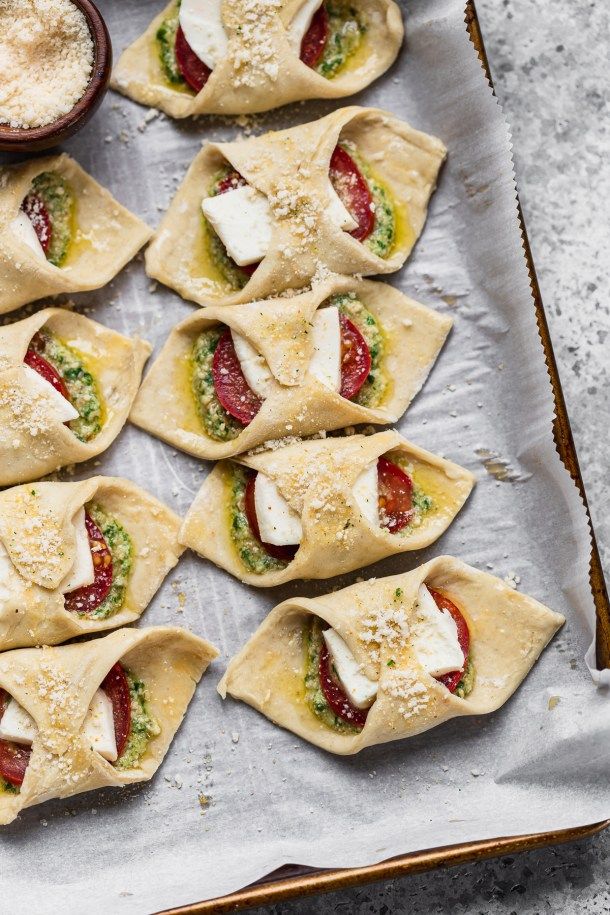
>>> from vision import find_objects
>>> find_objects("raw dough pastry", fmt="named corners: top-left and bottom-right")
top-left (130, 275), bottom-right (452, 460)
top-left (219, 556), bottom-right (565, 754)
top-left (0, 154), bottom-right (152, 315)
top-left (180, 430), bottom-right (475, 585)
top-left (0, 307), bottom-right (151, 486)
top-left (145, 106), bottom-right (446, 306)
top-left (0, 626), bottom-right (218, 825)
top-left (111, 0), bottom-right (403, 118)
top-left (0, 476), bottom-right (185, 650)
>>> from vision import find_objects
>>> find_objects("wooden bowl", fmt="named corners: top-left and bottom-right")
top-left (0, 0), bottom-right (112, 153)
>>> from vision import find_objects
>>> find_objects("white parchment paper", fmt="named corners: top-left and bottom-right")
top-left (0, 0), bottom-right (608, 911)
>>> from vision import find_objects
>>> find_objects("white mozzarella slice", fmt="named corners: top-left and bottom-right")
top-left (352, 461), bottom-right (379, 527)
top-left (201, 185), bottom-right (273, 267)
top-left (254, 473), bottom-right (302, 547)
top-left (0, 697), bottom-right (37, 746)
top-left (83, 688), bottom-right (118, 763)
top-left (10, 211), bottom-right (46, 262)
top-left (412, 584), bottom-right (464, 677)
top-left (322, 628), bottom-right (378, 709)
top-left (308, 306), bottom-right (341, 392)
top-left (22, 364), bottom-right (79, 423)
top-left (179, 0), bottom-right (228, 70)
top-left (60, 507), bottom-right (95, 594)
top-left (327, 179), bottom-right (359, 232)
top-left (231, 332), bottom-right (274, 398)
top-left (287, 0), bottom-right (323, 53)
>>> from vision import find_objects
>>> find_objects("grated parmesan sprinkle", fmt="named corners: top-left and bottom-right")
top-left (360, 602), bottom-right (411, 663)
top-left (227, 0), bottom-right (283, 87)
top-left (383, 669), bottom-right (431, 720)
top-left (0, 0), bottom-right (94, 129)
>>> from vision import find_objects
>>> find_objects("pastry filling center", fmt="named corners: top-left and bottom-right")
top-left (417, 586), bottom-right (475, 697)
top-left (24, 329), bottom-right (104, 443)
top-left (330, 143), bottom-right (396, 258)
top-left (0, 663), bottom-right (159, 793)
top-left (14, 171), bottom-right (75, 268)
top-left (305, 617), bottom-right (373, 734)
top-left (228, 466), bottom-right (294, 575)
top-left (63, 503), bottom-right (133, 620)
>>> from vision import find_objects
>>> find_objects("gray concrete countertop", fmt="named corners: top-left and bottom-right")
top-left (248, 0), bottom-right (610, 911)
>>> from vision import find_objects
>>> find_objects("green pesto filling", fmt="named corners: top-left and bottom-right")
top-left (340, 142), bottom-right (395, 259)
top-left (383, 452), bottom-right (435, 537)
top-left (305, 617), bottom-right (362, 735)
top-left (455, 656), bottom-right (475, 699)
top-left (29, 171), bottom-right (74, 267)
top-left (33, 330), bottom-right (102, 443)
top-left (229, 465), bottom-right (289, 574)
top-left (332, 292), bottom-right (387, 408)
top-left (115, 671), bottom-right (161, 770)
top-left (0, 778), bottom-right (18, 795)
top-left (86, 503), bottom-right (132, 620)
top-left (191, 327), bottom-right (243, 442)
top-left (156, 1), bottom-right (189, 88)
top-left (203, 167), bottom-right (252, 290)
top-left (317, 1), bottom-right (365, 79)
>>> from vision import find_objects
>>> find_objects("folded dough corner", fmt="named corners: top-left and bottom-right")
top-left (111, 0), bottom-right (404, 118)
top-left (180, 430), bottom-right (475, 585)
top-left (145, 106), bottom-right (446, 306)
top-left (130, 275), bottom-right (451, 460)
top-left (218, 557), bottom-right (565, 754)
top-left (0, 477), bottom-right (184, 651)
top-left (0, 154), bottom-right (152, 315)
top-left (0, 627), bottom-right (218, 826)
top-left (0, 307), bottom-right (151, 486)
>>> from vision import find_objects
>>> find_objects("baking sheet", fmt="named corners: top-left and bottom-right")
top-left (1, 0), bottom-right (609, 911)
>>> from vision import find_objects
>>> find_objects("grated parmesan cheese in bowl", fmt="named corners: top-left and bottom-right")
top-left (0, 0), bottom-right (94, 130)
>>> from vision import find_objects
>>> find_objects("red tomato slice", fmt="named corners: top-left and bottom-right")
top-left (212, 330), bottom-right (263, 426)
top-left (24, 343), bottom-right (71, 402)
top-left (329, 145), bottom-right (375, 242)
top-left (0, 688), bottom-right (31, 787)
top-left (428, 588), bottom-right (470, 693)
top-left (63, 513), bottom-right (113, 616)
top-left (216, 170), bottom-right (247, 195)
top-left (318, 637), bottom-right (368, 729)
top-left (22, 193), bottom-right (52, 254)
top-left (339, 312), bottom-right (371, 401)
top-left (244, 473), bottom-right (298, 563)
top-left (377, 457), bottom-right (414, 533)
top-left (300, 3), bottom-right (329, 68)
top-left (174, 25), bottom-right (212, 92)
top-left (100, 663), bottom-right (131, 759)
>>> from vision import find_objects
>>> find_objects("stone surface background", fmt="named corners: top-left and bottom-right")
top-left (249, 0), bottom-right (610, 911)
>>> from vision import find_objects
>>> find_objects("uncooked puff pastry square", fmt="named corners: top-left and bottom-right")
top-left (219, 556), bottom-right (565, 754)
top-left (0, 154), bottom-right (152, 314)
top-left (111, 0), bottom-right (404, 117)
top-left (0, 627), bottom-right (218, 825)
top-left (0, 476), bottom-right (185, 651)
top-left (180, 430), bottom-right (475, 585)
top-left (129, 275), bottom-right (452, 460)
top-left (145, 106), bottom-right (447, 306)
top-left (0, 307), bottom-right (151, 486)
